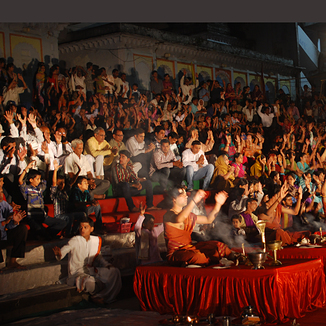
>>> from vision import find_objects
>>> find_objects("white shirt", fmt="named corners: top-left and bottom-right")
top-left (120, 80), bottom-right (129, 98)
top-left (58, 235), bottom-right (108, 283)
top-left (20, 125), bottom-right (44, 146)
top-left (180, 76), bottom-right (199, 105)
top-left (182, 148), bottom-right (208, 172)
top-left (65, 152), bottom-right (92, 176)
top-left (3, 86), bottom-right (25, 105)
top-left (114, 77), bottom-right (122, 96)
top-left (103, 74), bottom-right (114, 94)
top-left (126, 136), bottom-right (145, 157)
top-left (0, 151), bottom-right (26, 175)
top-left (242, 106), bottom-right (254, 122)
top-left (48, 141), bottom-right (73, 159)
top-left (257, 105), bottom-right (274, 128)
top-left (73, 74), bottom-right (86, 94)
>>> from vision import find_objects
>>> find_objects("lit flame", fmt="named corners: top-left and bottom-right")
top-left (187, 316), bottom-right (192, 322)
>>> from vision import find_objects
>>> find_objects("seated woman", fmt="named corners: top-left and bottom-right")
top-left (239, 198), bottom-right (261, 243)
top-left (231, 152), bottom-right (247, 179)
top-left (210, 154), bottom-right (235, 192)
top-left (243, 134), bottom-right (263, 161)
top-left (250, 154), bottom-right (267, 179)
top-left (258, 183), bottom-right (309, 246)
top-left (218, 132), bottom-right (240, 162)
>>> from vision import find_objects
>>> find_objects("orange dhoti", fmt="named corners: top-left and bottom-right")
top-left (168, 241), bottom-right (232, 265)
top-left (164, 212), bottom-right (232, 266)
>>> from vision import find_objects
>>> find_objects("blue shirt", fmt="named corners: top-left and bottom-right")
top-left (0, 200), bottom-right (15, 241)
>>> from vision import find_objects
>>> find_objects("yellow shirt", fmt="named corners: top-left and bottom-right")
top-left (83, 136), bottom-right (117, 166)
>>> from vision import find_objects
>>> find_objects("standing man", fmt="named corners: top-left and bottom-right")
top-left (180, 69), bottom-right (199, 105)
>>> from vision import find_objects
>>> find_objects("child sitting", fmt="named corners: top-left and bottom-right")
top-left (134, 203), bottom-right (163, 265)
top-left (19, 161), bottom-right (67, 240)
top-left (50, 160), bottom-right (86, 237)
top-left (70, 176), bottom-right (104, 234)
top-left (231, 214), bottom-right (246, 245)
top-left (53, 216), bottom-right (121, 304)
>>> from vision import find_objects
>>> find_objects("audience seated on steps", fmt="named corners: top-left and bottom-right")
top-left (70, 176), bottom-right (105, 234)
top-left (19, 162), bottom-right (67, 240)
top-left (182, 140), bottom-right (214, 191)
top-left (149, 138), bottom-right (186, 192)
top-left (83, 127), bottom-right (118, 180)
top-left (111, 149), bottom-right (160, 212)
top-left (0, 176), bottom-right (27, 269)
top-left (64, 139), bottom-right (110, 200)
top-left (108, 128), bottom-right (142, 177)
top-left (50, 160), bottom-right (86, 237)
top-left (125, 128), bottom-right (155, 179)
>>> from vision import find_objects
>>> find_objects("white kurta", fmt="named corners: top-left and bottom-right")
top-left (58, 235), bottom-right (121, 303)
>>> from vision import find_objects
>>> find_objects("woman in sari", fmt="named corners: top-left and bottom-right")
top-left (250, 154), bottom-right (267, 179)
top-left (211, 154), bottom-right (235, 192)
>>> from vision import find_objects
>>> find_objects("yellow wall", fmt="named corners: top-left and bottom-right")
top-left (197, 65), bottom-right (213, 79)
top-left (157, 59), bottom-right (175, 78)
top-left (10, 34), bottom-right (42, 60)
top-left (233, 71), bottom-right (247, 84)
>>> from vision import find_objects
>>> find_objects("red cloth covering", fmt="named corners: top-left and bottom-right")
top-left (278, 246), bottom-right (326, 271)
top-left (134, 259), bottom-right (326, 324)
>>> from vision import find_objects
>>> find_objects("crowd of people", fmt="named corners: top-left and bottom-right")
top-left (1, 57), bottom-right (326, 302)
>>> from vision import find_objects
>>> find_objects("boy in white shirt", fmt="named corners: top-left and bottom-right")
top-left (53, 217), bottom-right (121, 304)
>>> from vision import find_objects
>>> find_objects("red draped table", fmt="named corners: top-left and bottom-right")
top-left (277, 245), bottom-right (326, 269)
top-left (133, 259), bottom-right (326, 324)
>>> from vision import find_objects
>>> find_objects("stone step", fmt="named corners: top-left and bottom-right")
top-left (1, 231), bottom-right (166, 269)
top-left (0, 273), bottom-right (137, 324)
top-left (0, 284), bottom-right (88, 324)
top-left (0, 243), bottom-right (167, 296)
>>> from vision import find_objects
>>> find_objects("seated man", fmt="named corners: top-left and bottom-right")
top-left (168, 132), bottom-right (180, 160)
top-left (53, 216), bottom-right (121, 304)
top-left (84, 127), bottom-right (118, 180)
top-left (48, 127), bottom-right (73, 171)
top-left (182, 140), bottom-right (214, 191)
top-left (109, 128), bottom-right (141, 175)
top-left (148, 125), bottom-right (165, 150)
top-left (0, 136), bottom-right (27, 205)
top-left (70, 176), bottom-right (104, 234)
top-left (260, 183), bottom-right (309, 246)
top-left (112, 150), bottom-right (159, 212)
top-left (149, 139), bottom-right (186, 192)
top-left (0, 184), bottom-right (27, 269)
top-left (125, 128), bottom-right (155, 178)
top-left (184, 128), bottom-right (214, 153)
top-left (65, 139), bottom-right (110, 199)
top-left (163, 187), bottom-right (234, 266)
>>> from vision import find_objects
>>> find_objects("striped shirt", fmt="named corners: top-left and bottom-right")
top-left (115, 163), bottom-right (139, 183)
